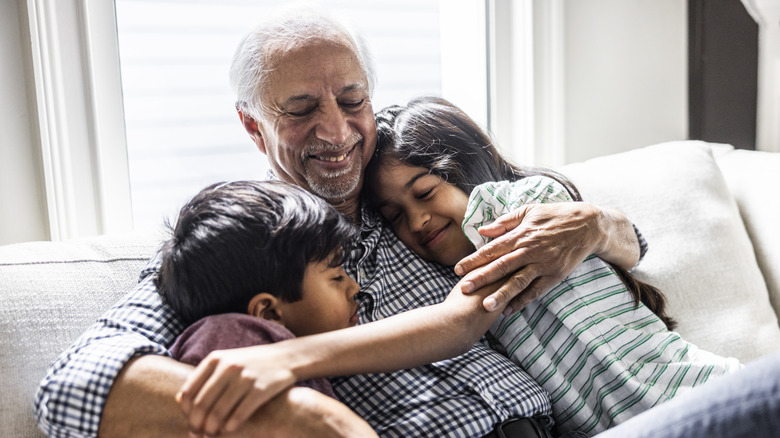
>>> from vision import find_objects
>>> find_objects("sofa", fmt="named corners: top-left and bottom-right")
top-left (2, 141), bottom-right (779, 438)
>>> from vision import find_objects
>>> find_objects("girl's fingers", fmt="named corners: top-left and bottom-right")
top-left (187, 365), bottom-right (239, 434)
top-left (481, 264), bottom-right (542, 312)
top-left (178, 359), bottom-right (219, 415)
top-left (460, 244), bottom-right (530, 294)
top-left (202, 377), bottom-right (253, 436)
top-left (223, 385), bottom-right (280, 433)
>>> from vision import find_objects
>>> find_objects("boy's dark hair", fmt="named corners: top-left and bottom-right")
top-left (156, 180), bottom-right (357, 325)
top-left (367, 96), bottom-right (676, 330)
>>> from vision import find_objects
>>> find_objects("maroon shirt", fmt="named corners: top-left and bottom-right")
top-left (170, 313), bottom-right (336, 398)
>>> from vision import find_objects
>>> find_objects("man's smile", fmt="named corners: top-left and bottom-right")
top-left (310, 142), bottom-right (357, 163)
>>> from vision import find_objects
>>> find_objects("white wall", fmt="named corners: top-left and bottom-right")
top-left (563, 0), bottom-right (688, 163)
top-left (0, 0), bottom-right (49, 244)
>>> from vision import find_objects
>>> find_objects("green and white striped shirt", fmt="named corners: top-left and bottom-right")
top-left (463, 176), bottom-right (742, 435)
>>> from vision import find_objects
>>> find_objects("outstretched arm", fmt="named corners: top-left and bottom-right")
top-left (454, 202), bottom-right (642, 314)
top-left (101, 355), bottom-right (376, 438)
top-left (35, 259), bottom-right (375, 438)
top-left (176, 277), bottom-right (505, 436)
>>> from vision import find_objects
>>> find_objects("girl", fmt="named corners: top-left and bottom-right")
top-left (364, 96), bottom-right (742, 435)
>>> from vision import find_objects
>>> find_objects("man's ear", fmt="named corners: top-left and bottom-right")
top-left (248, 293), bottom-right (284, 323)
top-left (237, 107), bottom-right (267, 155)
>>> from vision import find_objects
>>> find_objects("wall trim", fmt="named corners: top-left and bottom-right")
top-left (25, 0), bottom-right (131, 240)
top-left (487, 0), bottom-right (565, 168)
top-left (27, 0), bottom-right (76, 241)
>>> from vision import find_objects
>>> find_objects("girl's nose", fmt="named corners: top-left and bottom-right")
top-left (409, 209), bottom-right (430, 232)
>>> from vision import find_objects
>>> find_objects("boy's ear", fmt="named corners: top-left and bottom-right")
top-left (248, 293), bottom-right (284, 323)
top-left (236, 107), bottom-right (267, 155)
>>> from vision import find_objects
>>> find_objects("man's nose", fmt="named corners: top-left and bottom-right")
top-left (315, 102), bottom-right (350, 146)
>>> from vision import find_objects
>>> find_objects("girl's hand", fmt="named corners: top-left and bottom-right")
top-left (454, 202), bottom-right (609, 315)
top-left (177, 345), bottom-right (297, 437)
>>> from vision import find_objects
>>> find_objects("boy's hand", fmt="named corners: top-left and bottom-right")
top-left (177, 345), bottom-right (297, 437)
top-left (454, 202), bottom-right (601, 315)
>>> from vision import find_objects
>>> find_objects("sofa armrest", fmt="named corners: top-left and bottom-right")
top-left (715, 147), bottom-right (780, 322)
top-left (0, 233), bottom-right (161, 438)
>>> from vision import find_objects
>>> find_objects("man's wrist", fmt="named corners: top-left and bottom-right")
top-left (590, 204), bottom-right (612, 258)
top-left (594, 206), bottom-right (640, 270)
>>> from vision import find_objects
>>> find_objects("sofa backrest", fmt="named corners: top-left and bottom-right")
top-left (559, 141), bottom-right (780, 363)
top-left (0, 234), bottom-right (161, 437)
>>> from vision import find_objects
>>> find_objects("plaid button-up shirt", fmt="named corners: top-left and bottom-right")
top-left (36, 204), bottom-right (646, 437)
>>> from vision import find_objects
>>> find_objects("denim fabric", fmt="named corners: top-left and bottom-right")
top-left (594, 352), bottom-right (780, 438)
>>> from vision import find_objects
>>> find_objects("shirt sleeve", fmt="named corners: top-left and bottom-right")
top-left (33, 254), bottom-right (184, 438)
top-left (633, 222), bottom-right (649, 267)
top-left (463, 176), bottom-right (648, 265)
top-left (462, 176), bottom-right (572, 249)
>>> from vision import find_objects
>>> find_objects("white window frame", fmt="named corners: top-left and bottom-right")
top-left (26, 0), bottom-right (131, 240)
top-left (488, 0), bottom-right (566, 168)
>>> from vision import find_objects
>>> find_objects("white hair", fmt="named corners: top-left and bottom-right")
top-left (229, 6), bottom-right (377, 121)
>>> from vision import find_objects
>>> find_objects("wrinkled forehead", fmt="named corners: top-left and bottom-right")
top-left (264, 27), bottom-right (357, 68)
top-left (262, 38), bottom-right (369, 104)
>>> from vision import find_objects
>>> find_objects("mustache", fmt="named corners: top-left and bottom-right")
top-left (302, 132), bottom-right (364, 158)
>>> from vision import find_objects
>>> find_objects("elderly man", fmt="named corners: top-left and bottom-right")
top-left (35, 9), bottom-right (647, 438)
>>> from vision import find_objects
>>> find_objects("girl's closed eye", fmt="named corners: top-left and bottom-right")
top-left (415, 187), bottom-right (435, 200)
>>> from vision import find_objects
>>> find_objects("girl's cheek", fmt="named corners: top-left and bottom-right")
top-left (395, 227), bottom-right (416, 248)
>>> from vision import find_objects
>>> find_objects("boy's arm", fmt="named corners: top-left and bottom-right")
top-left (177, 276), bottom-right (505, 436)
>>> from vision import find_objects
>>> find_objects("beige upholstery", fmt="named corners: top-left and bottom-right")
top-left (559, 142), bottom-right (780, 362)
top-left (0, 234), bottom-right (162, 437)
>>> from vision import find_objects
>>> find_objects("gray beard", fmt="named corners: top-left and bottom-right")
top-left (302, 133), bottom-right (364, 201)
top-left (305, 149), bottom-right (362, 201)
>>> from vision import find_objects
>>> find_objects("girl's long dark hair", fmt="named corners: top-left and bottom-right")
top-left (367, 96), bottom-right (675, 330)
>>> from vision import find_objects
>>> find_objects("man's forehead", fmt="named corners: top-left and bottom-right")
top-left (280, 83), bottom-right (369, 104)
top-left (266, 39), bottom-right (366, 92)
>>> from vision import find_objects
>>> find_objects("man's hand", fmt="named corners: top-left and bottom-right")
top-left (99, 354), bottom-right (377, 438)
top-left (454, 202), bottom-right (639, 315)
top-left (260, 386), bottom-right (379, 438)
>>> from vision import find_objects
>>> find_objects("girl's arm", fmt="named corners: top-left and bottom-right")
top-left (177, 276), bottom-right (504, 436)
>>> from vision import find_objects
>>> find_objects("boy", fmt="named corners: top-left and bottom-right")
top-left (155, 179), bottom-right (360, 398)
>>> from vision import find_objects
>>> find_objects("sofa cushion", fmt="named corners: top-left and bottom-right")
top-left (559, 141), bottom-right (780, 363)
top-left (0, 233), bottom-right (160, 438)
top-left (715, 148), bottom-right (780, 323)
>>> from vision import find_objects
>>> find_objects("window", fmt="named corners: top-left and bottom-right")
top-left (115, 0), bottom-right (487, 231)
